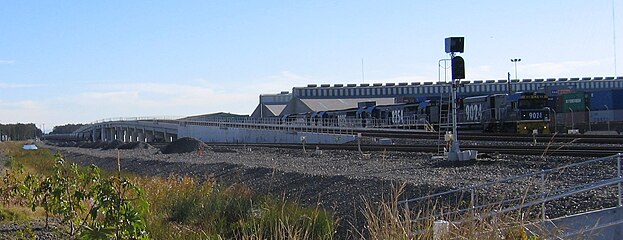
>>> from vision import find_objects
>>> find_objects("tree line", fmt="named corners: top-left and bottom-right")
top-left (0, 123), bottom-right (43, 141)
top-left (49, 124), bottom-right (85, 134)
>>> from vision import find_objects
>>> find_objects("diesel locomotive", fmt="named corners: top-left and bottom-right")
top-left (281, 91), bottom-right (550, 134)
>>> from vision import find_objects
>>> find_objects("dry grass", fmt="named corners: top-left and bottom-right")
top-left (0, 206), bottom-right (47, 223)
top-left (359, 183), bottom-right (423, 240)
top-left (359, 182), bottom-right (546, 240)
top-left (139, 174), bottom-right (335, 239)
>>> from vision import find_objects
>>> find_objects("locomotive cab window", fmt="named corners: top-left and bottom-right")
top-left (518, 98), bottom-right (547, 109)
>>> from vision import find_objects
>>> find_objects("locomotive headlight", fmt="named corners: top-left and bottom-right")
top-left (544, 126), bottom-right (547, 129)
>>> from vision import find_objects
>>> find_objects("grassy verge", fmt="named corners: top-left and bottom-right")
top-left (0, 142), bottom-right (335, 239)
top-left (140, 176), bottom-right (335, 239)
top-left (360, 183), bottom-right (545, 239)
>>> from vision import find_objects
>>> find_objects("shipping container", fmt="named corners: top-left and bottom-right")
top-left (612, 90), bottom-right (623, 110)
top-left (590, 90), bottom-right (613, 110)
top-left (562, 92), bottom-right (588, 112)
top-left (555, 96), bottom-right (564, 112)
top-left (590, 110), bottom-right (615, 123)
top-left (589, 89), bottom-right (623, 111)
top-left (557, 112), bottom-right (588, 127)
top-left (614, 110), bottom-right (623, 122)
top-left (544, 85), bottom-right (575, 97)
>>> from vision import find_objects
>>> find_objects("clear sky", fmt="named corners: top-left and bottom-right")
top-left (1, 1), bottom-right (621, 130)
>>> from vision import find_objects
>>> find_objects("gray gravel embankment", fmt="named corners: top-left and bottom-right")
top-left (42, 142), bottom-right (620, 237)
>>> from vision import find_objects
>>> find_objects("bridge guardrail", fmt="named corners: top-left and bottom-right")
top-left (70, 116), bottom-right (435, 135)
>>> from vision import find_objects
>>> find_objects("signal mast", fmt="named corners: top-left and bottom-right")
top-left (444, 37), bottom-right (476, 161)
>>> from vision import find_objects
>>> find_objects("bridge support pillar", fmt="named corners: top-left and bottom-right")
top-left (134, 129), bottom-right (140, 142)
top-left (115, 128), bottom-right (122, 141)
top-left (132, 129), bottom-right (137, 142)
top-left (137, 131), bottom-right (144, 142)
top-left (146, 132), bottom-right (154, 143)
top-left (166, 132), bottom-right (176, 142)
top-left (145, 132), bottom-right (154, 142)
top-left (136, 129), bottom-right (142, 142)
top-left (105, 128), bottom-right (110, 141)
top-left (128, 129), bottom-right (134, 142)
top-left (123, 128), bottom-right (129, 143)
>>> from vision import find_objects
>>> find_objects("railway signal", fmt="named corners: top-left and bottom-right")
top-left (452, 56), bottom-right (465, 80)
top-left (444, 36), bottom-right (476, 161)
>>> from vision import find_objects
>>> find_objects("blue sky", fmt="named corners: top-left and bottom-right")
top-left (1, 1), bottom-right (621, 130)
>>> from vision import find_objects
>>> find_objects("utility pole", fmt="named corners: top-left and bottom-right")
top-left (507, 72), bottom-right (512, 94)
top-left (361, 58), bottom-right (365, 83)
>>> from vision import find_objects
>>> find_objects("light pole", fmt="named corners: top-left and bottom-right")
top-left (569, 107), bottom-right (575, 130)
top-left (605, 105), bottom-right (611, 131)
top-left (545, 107), bottom-right (557, 133)
top-left (511, 58), bottom-right (521, 80)
top-left (586, 106), bottom-right (592, 132)
top-left (438, 59), bottom-right (451, 84)
top-left (438, 58), bottom-right (451, 154)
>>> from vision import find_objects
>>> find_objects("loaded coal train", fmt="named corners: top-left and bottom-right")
top-left (282, 91), bottom-right (551, 134)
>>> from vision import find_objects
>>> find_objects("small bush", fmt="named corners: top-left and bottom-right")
top-left (1, 145), bottom-right (149, 239)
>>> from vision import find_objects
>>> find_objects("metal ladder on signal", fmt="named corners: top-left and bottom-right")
top-left (437, 93), bottom-right (453, 156)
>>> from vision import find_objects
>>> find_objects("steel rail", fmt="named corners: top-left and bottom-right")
top-left (205, 143), bottom-right (622, 157)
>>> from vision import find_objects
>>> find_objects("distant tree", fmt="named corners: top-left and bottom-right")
top-left (50, 124), bottom-right (85, 134)
top-left (0, 123), bottom-right (43, 140)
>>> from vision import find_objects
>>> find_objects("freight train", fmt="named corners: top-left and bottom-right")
top-left (549, 89), bottom-right (623, 133)
top-left (281, 92), bottom-right (551, 134)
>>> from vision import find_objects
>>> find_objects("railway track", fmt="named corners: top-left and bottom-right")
top-left (206, 143), bottom-right (622, 158)
top-left (359, 130), bottom-right (623, 144)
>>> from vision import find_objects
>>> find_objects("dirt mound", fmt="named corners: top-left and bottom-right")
top-left (47, 141), bottom-right (79, 147)
top-left (161, 137), bottom-right (206, 154)
top-left (78, 142), bottom-right (103, 149)
top-left (101, 140), bottom-right (125, 150)
top-left (94, 142), bottom-right (108, 149)
top-left (117, 142), bottom-right (153, 150)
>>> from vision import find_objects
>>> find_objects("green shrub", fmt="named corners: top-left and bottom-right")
top-left (1, 146), bottom-right (150, 239)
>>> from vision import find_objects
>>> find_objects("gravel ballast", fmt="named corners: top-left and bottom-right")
top-left (41, 142), bottom-right (620, 237)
